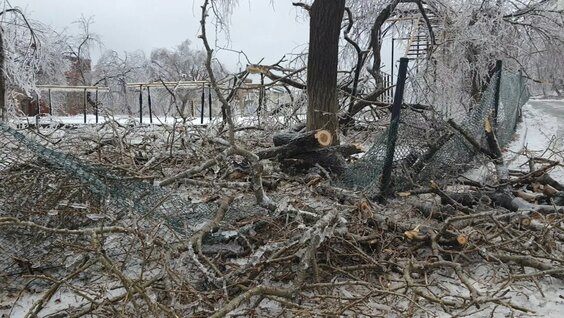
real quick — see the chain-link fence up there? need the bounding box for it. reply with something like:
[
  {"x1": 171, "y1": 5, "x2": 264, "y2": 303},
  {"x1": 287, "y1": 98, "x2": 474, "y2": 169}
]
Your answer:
[
  {"x1": 337, "y1": 65, "x2": 530, "y2": 194},
  {"x1": 0, "y1": 122, "x2": 215, "y2": 231},
  {"x1": 0, "y1": 122, "x2": 222, "y2": 281}
]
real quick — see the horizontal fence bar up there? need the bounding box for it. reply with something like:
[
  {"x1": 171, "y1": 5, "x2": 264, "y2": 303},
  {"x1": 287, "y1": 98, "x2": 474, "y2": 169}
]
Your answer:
[{"x1": 36, "y1": 85, "x2": 110, "y2": 91}]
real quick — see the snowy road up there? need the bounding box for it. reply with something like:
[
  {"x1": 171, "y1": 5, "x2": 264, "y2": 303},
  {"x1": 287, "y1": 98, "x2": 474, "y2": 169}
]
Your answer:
[
  {"x1": 508, "y1": 98, "x2": 564, "y2": 183},
  {"x1": 527, "y1": 99, "x2": 564, "y2": 151}
]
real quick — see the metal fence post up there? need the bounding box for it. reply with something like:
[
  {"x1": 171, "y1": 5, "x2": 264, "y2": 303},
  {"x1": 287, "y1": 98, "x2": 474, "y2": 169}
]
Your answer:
[
  {"x1": 493, "y1": 60, "x2": 502, "y2": 128},
  {"x1": 201, "y1": 83, "x2": 205, "y2": 124},
  {"x1": 517, "y1": 69, "x2": 524, "y2": 121},
  {"x1": 147, "y1": 86, "x2": 153, "y2": 124},
  {"x1": 95, "y1": 89, "x2": 99, "y2": 124},
  {"x1": 138, "y1": 85, "x2": 143, "y2": 124},
  {"x1": 48, "y1": 89, "x2": 52, "y2": 116},
  {"x1": 380, "y1": 57, "x2": 409, "y2": 196},
  {"x1": 391, "y1": 38, "x2": 395, "y2": 99},
  {"x1": 83, "y1": 88, "x2": 87, "y2": 124},
  {"x1": 208, "y1": 85, "x2": 212, "y2": 121}
]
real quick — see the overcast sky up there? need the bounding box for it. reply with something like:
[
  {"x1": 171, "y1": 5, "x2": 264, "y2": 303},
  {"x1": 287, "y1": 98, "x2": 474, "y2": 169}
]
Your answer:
[{"x1": 9, "y1": 0, "x2": 310, "y2": 71}]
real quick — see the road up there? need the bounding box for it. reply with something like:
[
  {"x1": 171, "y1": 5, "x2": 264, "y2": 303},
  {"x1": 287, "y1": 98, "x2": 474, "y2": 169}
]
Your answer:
[{"x1": 511, "y1": 98, "x2": 564, "y2": 182}]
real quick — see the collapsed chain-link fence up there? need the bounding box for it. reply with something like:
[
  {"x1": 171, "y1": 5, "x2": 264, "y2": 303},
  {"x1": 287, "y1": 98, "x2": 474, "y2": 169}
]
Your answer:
[
  {"x1": 0, "y1": 122, "x2": 217, "y2": 279},
  {"x1": 337, "y1": 68, "x2": 530, "y2": 193},
  {"x1": 0, "y1": 123, "x2": 215, "y2": 231}
]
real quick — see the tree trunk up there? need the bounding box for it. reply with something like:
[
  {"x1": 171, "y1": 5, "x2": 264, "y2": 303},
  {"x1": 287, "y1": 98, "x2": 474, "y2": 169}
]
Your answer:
[
  {"x1": 0, "y1": 29, "x2": 6, "y2": 121},
  {"x1": 306, "y1": 0, "x2": 345, "y2": 145}
]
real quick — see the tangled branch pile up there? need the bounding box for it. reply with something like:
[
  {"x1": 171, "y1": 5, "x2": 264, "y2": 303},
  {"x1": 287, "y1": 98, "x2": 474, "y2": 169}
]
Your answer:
[{"x1": 1, "y1": 119, "x2": 563, "y2": 317}]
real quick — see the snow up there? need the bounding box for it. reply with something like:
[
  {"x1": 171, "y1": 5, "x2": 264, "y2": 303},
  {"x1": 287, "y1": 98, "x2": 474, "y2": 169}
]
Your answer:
[
  {"x1": 464, "y1": 99, "x2": 564, "y2": 184},
  {"x1": 507, "y1": 99, "x2": 564, "y2": 183},
  {"x1": 1, "y1": 99, "x2": 563, "y2": 317}
]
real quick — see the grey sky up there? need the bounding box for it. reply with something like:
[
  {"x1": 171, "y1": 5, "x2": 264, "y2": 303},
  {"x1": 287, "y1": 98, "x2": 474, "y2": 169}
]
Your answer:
[{"x1": 9, "y1": 0, "x2": 310, "y2": 71}]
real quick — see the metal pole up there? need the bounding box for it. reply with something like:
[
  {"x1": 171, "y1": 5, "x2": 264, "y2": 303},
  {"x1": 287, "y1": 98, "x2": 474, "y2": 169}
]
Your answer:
[
  {"x1": 83, "y1": 88, "x2": 87, "y2": 124},
  {"x1": 147, "y1": 86, "x2": 153, "y2": 124},
  {"x1": 36, "y1": 92, "x2": 40, "y2": 116},
  {"x1": 95, "y1": 89, "x2": 99, "y2": 124},
  {"x1": 517, "y1": 69, "x2": 524, "y2": 121},
  {"x1": 48, "y1": 89, "x2": 52, "y2": 116},
  {"x1": 380, "y1": 57, "x2": 409, "y2": 196},
  {"x1": 416, "y1": 33, "x2": 420, "y2": 74},
  {"x1": 139, "y1": 85, "x2": 143, "y2": 124},
  {"x1": 200, "y1": 83, "x2": 205, "y2": 124},
  {"x1": 258, "y1": 74, "x2": 265, "y2": 127},
  {"x1": 208, "y1": 85, "x2": 212, "y2": 121},
  {"x1": 391, "y1": 38, "x2": 395, "y2": 98},
  {"x1": 493, "y1": 60, "x2": 502, "y2": 128}
]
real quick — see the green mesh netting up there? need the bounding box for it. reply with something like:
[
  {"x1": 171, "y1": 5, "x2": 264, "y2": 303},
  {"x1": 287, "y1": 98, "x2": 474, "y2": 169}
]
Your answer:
[{"x1": 336, "y1": 69, "x2": 530, "y2": 194}]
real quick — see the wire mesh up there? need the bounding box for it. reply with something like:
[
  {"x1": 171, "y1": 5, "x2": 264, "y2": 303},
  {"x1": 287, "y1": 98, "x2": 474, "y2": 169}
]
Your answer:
[
  {"x1": 0, "y1": 122, "x2": 215, "y2": 234},
  {"x1": 336, "y1": 69, "x2": 529, "y2": 193}
]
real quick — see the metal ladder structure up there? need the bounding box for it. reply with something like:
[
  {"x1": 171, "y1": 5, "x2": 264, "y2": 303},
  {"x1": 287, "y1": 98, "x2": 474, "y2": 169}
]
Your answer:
[{"x1": 404, "y1": 9, "x2": 440, "y2": 68}]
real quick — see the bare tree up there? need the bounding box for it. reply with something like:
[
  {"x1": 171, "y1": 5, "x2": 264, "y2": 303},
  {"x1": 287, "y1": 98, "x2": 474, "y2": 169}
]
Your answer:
[
  {"x1": 93, "y1": 50, "x2": 149, "y2": 115},
  {"x1": 149, "y1": 39, "x2": 221, "y2": 120}
]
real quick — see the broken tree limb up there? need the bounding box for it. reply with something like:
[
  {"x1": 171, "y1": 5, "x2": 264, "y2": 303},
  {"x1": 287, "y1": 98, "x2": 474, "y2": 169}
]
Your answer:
[
  {"x1": 279, "y1": 144, "x2": 363, "y2": 174},
  {"x1": 272, "y1": 129, "x2": 332, "y2": 147},
  {"x1": 314, "y1": 183, "x2": 361, "y2": 205},
  {"x1": 507, "y1": 161, "x2": 559, "y2": 186},
  {"x1": 281, "y1": 151, "x2": 348, "y2": 175},
  {"x1": 535, "y1": 172, "x2": 564, "y2": 191},
  {"x1": 159, "y1": 147, "x2": 236, "y2": 187},
  {"x1": 295, "y1": 143, "x2": 363, "y2": 158},
  {"x1": 189, "y1": 196, "x2": 234, "y2": 248},
  {"x1": 411, "y1": 132, "x2": 454, "y2": 173},
  {"x1": 447, "y1": 119, "x2": 496, "y2": 159},
  {"x1": 484, "y1": 116, "x2": 509, "y2": 184},
  {"x1": 489, "y1": 253, "x2": 564, "y2": 280},
  {"x1": 246, "y1": 64, "x2": 306, "y2": 90},
  {"x1": 199, "y1": 0, "x2": 273, "y2": 210},
  {"x1": 257, "y1": 129, "x2": 332, "y2": 160}
]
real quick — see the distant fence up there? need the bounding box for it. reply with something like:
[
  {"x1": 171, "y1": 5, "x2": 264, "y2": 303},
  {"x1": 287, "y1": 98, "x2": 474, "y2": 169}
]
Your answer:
[
  {"x1": 14, "y1": 81, "x2": 295, "y2": 126},
  {"x1": 336, "y1": 60, "x2": 530, "y2": 195},
  {"x1": 376, "y1": 71, "x2": 394, "y2": 103}
]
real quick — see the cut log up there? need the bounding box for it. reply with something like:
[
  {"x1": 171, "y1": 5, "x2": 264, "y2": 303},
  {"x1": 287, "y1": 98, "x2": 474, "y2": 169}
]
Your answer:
[
  {"x1": 279, "y1": 144, "x2": 363, "y2": 175},
  {"x1": 515, "y1": 190, "x2": 544, "y2": 203},
  {"x1": 290, "y1": 122, "x2": 306, "y2": 133},
  {"x1": 281, "y1": 151, "x2": 347, "y2": 175},
  {"x1": 535, "y1": 173, "x2": 564, "y2": 191},
  {"x1": 257, "y1": 129, "x2": 333, "y2": 160},
  {"x1": 272, "y1": 129, "x2": 332, "y2": 147}
]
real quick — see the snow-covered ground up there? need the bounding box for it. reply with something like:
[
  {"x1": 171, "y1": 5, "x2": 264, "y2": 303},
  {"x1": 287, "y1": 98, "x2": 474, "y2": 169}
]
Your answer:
[
  {"x1": 507, "y1": 98, "x2": 564, "y2": 183},
  {"x1": 1, "y1": 99, "x2": 562, "y2": 317},
  {"x1": 465, "y1": 98, "x2": 564, "y2": 184}
]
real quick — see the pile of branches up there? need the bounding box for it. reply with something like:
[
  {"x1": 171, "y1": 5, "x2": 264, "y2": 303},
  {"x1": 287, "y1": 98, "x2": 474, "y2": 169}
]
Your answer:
[{"x1": 1, "y1": 122, "x2": 563, "y2": 317}]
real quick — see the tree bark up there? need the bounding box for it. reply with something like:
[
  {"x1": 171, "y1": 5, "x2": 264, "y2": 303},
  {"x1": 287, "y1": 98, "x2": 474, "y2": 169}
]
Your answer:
[{"x1": 306, "y1": 0, "x2": 345, "y2": 145}]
